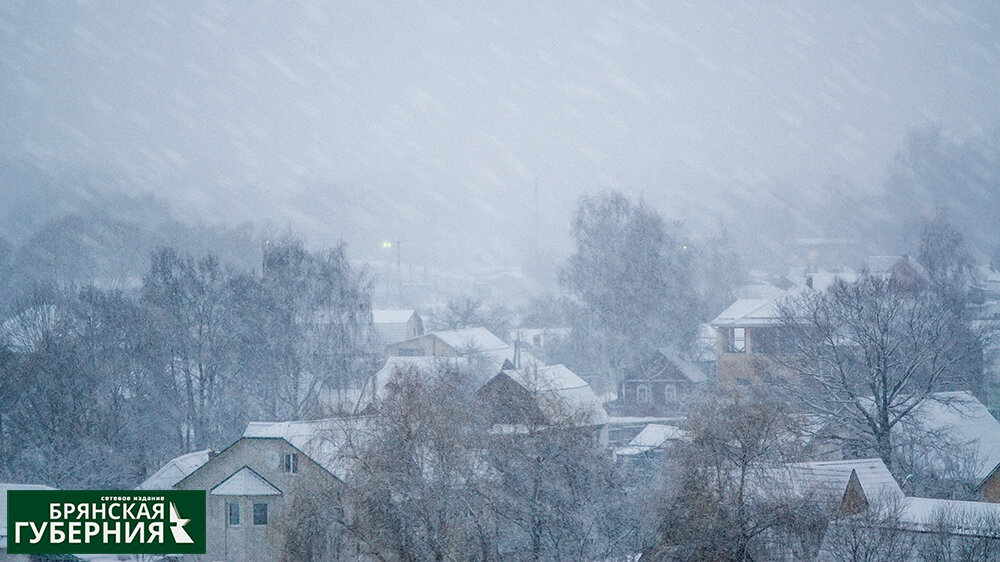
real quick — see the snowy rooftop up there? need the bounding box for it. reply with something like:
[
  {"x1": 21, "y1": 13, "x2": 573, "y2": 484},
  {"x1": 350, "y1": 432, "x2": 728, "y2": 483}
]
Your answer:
[
  {"x1": 500, "y1": 364, "x2": 610, "y2": 426},
  {"x1": 243, "y1": 417, "x2": 372, "y2": 481},
  {"x1": 779, "y1": 458, "x2": 903, "y2": 504},
  {"x1": 369, "y1": 355, "x2": 465, "y2": 401},
  {"x1": 136, "y1": 449, "x2": 212, "y2": 490},
  {"x1": 614, "y1": 424, "x2": 688, "y2": 457},
  {"x1": 897, "y1": 496, "x2": 1000, "y2": 535},
  {"x1": 373, "y1": 309, "x2": 417, "y2": 324},
  {"x1": 654, "y1": 349, "x2": 708, "y2": 383},
  {"x1": 910, "y1": 392, "x2": 1000, "y2": 480},
  {"x1": 867, "y1": 255, "x2": 928, "y2": 278},
  {"x1": 859, "y1": 391, "x2": 1000, "y2": 480},
  {"x1": 431, "y1": 327, "x2": 509, "y2": 353},
  {"x1": 373, "y1": 309, "x2": 419, "y2": 345},
  {"x1": 710, "y1": 297, "x2": 782, "y2": 328}
]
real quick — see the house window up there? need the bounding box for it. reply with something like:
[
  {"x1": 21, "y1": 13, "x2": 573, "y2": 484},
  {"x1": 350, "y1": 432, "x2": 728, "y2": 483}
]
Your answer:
[
  {"x1": 227, "y1": 502, "x2": 240, "y2": 526},
  {"x1": 636, "y1": 384, "x2": 651, "y2": 404},
  {"x1": 283, "y1": 453, "x2": 298, "y2": 473},
  {"x1": 727, "y1": 328, "x2": 746, "y2": 353},
  {"x1": 664, "y1": 383, "x2": 677, "y2": 402},
  {"x1": 253, "y1": 503, "x2": 268, "y2": 526}
]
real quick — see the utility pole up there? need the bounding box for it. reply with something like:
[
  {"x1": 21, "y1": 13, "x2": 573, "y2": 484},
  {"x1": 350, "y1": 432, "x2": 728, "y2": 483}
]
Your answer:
[{"x1": 396, "y1": 238, "x2": 402, "y2": 307}]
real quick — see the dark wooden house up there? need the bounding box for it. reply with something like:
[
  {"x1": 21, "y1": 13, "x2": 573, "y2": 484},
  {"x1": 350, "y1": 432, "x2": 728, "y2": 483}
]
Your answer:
[{"x1": 611, "y1": 350, "x2": 707, "y2": 417}]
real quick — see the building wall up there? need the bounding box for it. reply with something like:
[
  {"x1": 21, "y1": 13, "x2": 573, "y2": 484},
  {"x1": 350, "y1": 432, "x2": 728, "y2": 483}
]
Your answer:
[
  {"x1": 406, "y1": 314, "x2": 424, "y2": 339},
  {"x1": 617, "y1": 379, "x2": 692, "y2": 417},
  {"x1": 175, "y1": 438, "x2": 342, "y2": 562},
  {"x1": 715, "y1": 327, "x2": 793, "y2": 387},
  {"x1": 980, "y1": 472, "x2": 1000, "y2": 503}
]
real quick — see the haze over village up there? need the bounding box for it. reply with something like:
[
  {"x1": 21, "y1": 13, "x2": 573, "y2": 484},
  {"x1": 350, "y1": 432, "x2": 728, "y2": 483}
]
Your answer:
[{"x1": 6, "y1": 2, "x2": 1000, "y2": 561}]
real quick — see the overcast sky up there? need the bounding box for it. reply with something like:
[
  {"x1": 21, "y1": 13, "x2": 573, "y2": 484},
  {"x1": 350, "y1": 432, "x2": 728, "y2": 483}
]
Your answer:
[{"x1": 3, "y1": 1, "x2": 1000, "y2": 265}]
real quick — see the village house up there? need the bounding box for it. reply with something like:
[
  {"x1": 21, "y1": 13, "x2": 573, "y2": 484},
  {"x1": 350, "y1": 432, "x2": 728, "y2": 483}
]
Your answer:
[
  {"x1": 477, "y1": 363, "x2": 610, "y2": 447},
  {"x1": 710, "y1": 271, "x2": 857, "y2": 387},
  {"x1": 818, "y1": 494, "x2": 1000, "y2": 560},
  {"x1": 710, "y1": 294, "x2": 790, "y2": 387},
  {"x1": 171, "y1": 418, "x2": 365, "y2": 561},
  {"x1": 610, "y1": 349, "x2": 708, "y2": 417},
  {"x1": 867, "y1": 254, "x2": 930, "y2": 289},
  {"x1": 809, "y1": 391, "x2": 1000, "y2": 498},
  {"x1": 386, "y1": 327, "x2": 512, "y2": 360},
  {"x1": 358, "y1": 355, "x2": 494, "y2": 410},
  {"x1": 371, "y1": 309, "x2": 423, "y2": 346}
]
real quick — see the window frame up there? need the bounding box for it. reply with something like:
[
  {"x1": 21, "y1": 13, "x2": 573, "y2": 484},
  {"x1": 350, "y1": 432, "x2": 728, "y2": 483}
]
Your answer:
[
  {"x1": 227, "y1": 502, "x2": 240, "y2": 526},
  {"x1": 636, "y1": 383, "x2": 651, "y2": 404},
  {"x1": 253, "y1": 502, "x2": 268, "y2": 526},
  {"x1": 283, "y1": 452, "x2": 298, "y2": 474},
  {"x1": 664, "y1": 383, "x2": 677, "y2": 402}
]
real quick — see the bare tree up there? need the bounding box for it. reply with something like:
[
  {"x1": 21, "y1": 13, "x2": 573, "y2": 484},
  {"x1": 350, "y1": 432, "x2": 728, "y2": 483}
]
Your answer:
[
  {"x1": 774, "y1": 275, "x2": 986, "y2": 473},
  {"x1": 818, "y1": 496, "x2": 917, "y2": 562},
  {"x1": 645, "y1": 393, "x2": 818, "y2": 561}
]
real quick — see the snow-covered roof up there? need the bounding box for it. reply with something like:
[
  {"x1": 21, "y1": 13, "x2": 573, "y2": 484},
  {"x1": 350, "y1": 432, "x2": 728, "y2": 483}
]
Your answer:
[
  {"x1": 631, "y1": 424, "x2": 688, "y2": 448},
  {"x1": 906, "y1": 392, "x2": 1000, "y2": 480},
  {"x1": 368, "y1": 356, "x2": 465, "y2": 402},
  {"x1": 897, "y1": 496, "x2": 1000, "y2": 535},
  {"x1": 373, "y1": 309, "x2": 417, "y2": 324},
  {"x1": 857, "y1": 391, "x2": 1000, "y2": 481},
  {"x1": 654, "y1": 349, "x2": 708, "y2": 383},
  {"x1": 499, "y1": 364, "x2": 610, "y2": 426},
  {"x1": 710, "y1": 298, "x2": 782, "y2": 328},
  {"x1": 779, "y1": 458, "x2": 904, "y2": 504},
  {"x1": 1, "y1": 483, "x2": 56, "y2": 548},
  {"x1": 136, "y1": 449, "x2": 212, "y2": 490},
  {"x1": 210, "y1": 467, "x2": 282, "y2": 496},
  {"x1": 373, "y1": 309, "x2": 418, "y2": 345},
  {"x1": 614, "y1": 424, "x2": 688, "y2": 457},
  {"x1": 242, "y1": 417, "x2": 371, "y2": 481},
  {"x1": 432, "y1": 327, "x2": 509, "y2": 353}
]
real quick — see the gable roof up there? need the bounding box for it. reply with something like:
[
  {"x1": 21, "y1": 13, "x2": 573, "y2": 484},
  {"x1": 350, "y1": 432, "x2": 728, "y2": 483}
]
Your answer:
[
  {"x1": 431, "y1": 327, "x2": 509, "y2": 353},
  {"x1": 710, "y1": 298, "x2": 782, "y2": 328},
  {"x1": 373, "y1": 309, "x2": 419, "y2": 344},
  {"x1": 652, "y1": 349, "x2": 708, "y2": 383},
  {"x1": 210, "y1": 466, "x2": 282, "y2": 496},
  {"x1": 614, "y1": 424, "x2": 688, "y2": 457},
  {"x1": 373, "y1": 309, "x2": 417, "y2": 324},
  {"x1": 368, "y1": 356, "x2": 464, "y2": 402},
  {"x1": 242, "y1": 417, "x2": 372, "y2": 481},
  {"x1": 498, "y1": 364, "x2": 610, "y2": 426},
  {"x1": 137, "y1": 449, "x2": 212, "y2": 490},
  {"x1": 861, "y1": 391, "x2": 1000, "y2": 480},
  {"x1": 779, "y1": 458, "x2": 904, "y2": 505}
]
